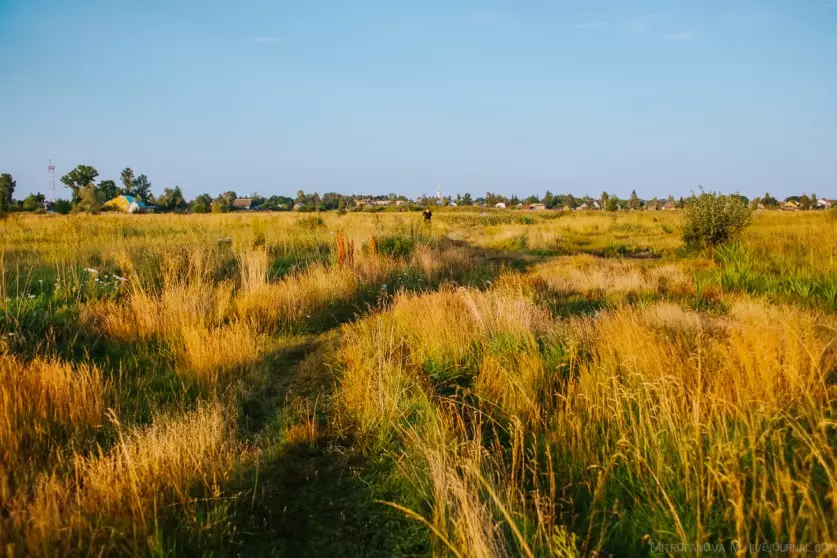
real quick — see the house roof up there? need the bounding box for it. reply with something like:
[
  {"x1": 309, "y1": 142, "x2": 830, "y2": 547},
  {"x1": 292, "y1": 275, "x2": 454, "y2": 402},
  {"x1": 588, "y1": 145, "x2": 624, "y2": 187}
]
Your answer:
[{"x1": 232, "y1": 198, "x2": 253, "y2": 209}]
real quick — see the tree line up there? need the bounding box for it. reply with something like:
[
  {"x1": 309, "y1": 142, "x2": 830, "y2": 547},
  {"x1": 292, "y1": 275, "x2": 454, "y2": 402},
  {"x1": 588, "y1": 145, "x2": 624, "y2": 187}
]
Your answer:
[{"x1": 0, "y1": 166, "x2": 829, "y2": 216}]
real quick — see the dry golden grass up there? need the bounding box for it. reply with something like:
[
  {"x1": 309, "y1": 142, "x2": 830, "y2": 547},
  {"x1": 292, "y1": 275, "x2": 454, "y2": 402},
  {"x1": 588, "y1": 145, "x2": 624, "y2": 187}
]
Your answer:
[
  {"x1": 0, "y1": 357, "x2": 108, "y2": 458},
  {"x1": 236, "y1": 262, "x2": 359, "y2": 331},
  {"x1": 528, "y1": 255, "x2": 694, "y2": 298},
  {"x1": 337, "y1": 285, "x2": 837, "y2": 555},
  {"x1": 237, "y1": 245, "x2": 269, "y2": 292},
  {"x1": 6, "y1": 401, "x2": 244, "y2": 555},
  {"x1": 179, "y1": 321, "x2": 266, "y2": 386},
  {"x1": 86, "y1": 248, "x2": 234, "y2": 343}
]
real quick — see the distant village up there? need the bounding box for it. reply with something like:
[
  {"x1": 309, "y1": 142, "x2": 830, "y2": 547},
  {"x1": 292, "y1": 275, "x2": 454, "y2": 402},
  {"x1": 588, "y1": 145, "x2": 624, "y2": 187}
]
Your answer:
[{"x1": 0, "y1": 165, "x2": 833, "y2": 215}]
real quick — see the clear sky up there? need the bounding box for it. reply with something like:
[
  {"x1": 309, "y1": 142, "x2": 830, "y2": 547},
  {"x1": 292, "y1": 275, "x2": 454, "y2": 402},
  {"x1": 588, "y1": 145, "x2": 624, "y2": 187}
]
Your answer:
[{"x1": 1, "y1": 0, "x2": 835, "y2": 201}]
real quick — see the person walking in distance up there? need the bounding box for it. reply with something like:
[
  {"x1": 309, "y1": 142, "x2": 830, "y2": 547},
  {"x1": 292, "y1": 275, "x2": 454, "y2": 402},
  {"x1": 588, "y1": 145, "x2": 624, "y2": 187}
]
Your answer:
[{"x1": 423, "y1": 206, "x2": 432, "y2": 224}]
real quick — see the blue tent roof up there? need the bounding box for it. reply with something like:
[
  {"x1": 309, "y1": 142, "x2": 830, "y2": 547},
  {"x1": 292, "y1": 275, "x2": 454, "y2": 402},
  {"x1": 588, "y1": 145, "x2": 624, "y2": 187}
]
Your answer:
[{"x1": 121, "y1": 195, "x2": 147, "y2": 208}]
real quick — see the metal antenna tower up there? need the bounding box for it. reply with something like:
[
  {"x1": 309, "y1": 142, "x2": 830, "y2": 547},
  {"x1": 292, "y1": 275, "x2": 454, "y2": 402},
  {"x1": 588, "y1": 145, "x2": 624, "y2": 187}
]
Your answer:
[{"x1": 47, "y1": 160, "x2": 56, "y2": 202}]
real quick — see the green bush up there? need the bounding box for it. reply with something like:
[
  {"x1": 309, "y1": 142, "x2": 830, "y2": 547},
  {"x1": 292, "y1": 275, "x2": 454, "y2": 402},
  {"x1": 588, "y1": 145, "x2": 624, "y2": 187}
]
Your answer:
[
  {"x1": 52, "y1": 199, "x2": 73, "y2": 214},
  {"x1": 374, "y1": 234, "x2": 416, "y2": 258},
  {"x1": 682, "y1": 192, "x2": 751, "y2": 249}
]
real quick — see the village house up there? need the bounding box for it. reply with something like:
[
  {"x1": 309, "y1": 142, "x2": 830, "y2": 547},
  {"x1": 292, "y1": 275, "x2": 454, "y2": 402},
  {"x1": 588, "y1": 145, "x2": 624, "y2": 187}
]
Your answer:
[
  {"x1": 232, "y1": 198, "x2": 254, "y2": 210},
  {"x1": 576, "y1": 200, "x2": 601, "y2": 211},
  {"x1": 495, "y1": 202, "x2": 507, "y2": 209},
  {"x1": 781, "y1": 200, "x2": 799, "y2": 211},
  {"x1": 528, "y1": 203, "x2": 547, "y2": 211},
  {"x1": 817, "y1": 198, "x2": 835, "y2": 209}
]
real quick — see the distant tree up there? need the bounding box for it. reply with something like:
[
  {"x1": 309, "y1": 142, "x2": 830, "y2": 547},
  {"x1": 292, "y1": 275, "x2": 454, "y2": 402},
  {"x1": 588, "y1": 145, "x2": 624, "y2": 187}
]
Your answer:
[
  {"x1": 219, "y1": 191, "x2": 237, "y2": 206},
  {"x1": 0, "y1": 173, "x2": 15, "y2": 215},
  {"x1": 542, "y1": 191, "x2": 555, "y2": 208},
  {"x1": 319, "y1": 192, "x2": 343, "y2": 211},
  {"x1": 294, "y1": 190, "x2": 321, "y2": 210},
  {"x1": 120, "y1": 168, "x2": 135, "y2": 195},
  {"x1": 563, "y1": 194, "x2": 576, "y2": 210},
  {"x1": 509, "y1": 195, "x2": 520, "y2": 206},
  {"x1": 250, "y1": 193, "x2": 266, "y2": 208},
  {"x1": 749, "y1": 197, "x2": 762, "y2": 210},
  {"x1": 60, "y1": 165, "x2": 98, "y2": 202},
  {"x1": 666, "y1": 195, "x2": 675, "y2": 206},
  {"x1": 74, "y1": 184, "x2": 103, "y2": 214},
  {"x1": 809, "y1": 193, "x2": 820, "y2": 209},
  {"x1": 158, "y1": 186, "x2": 187, "y2": 212},
  {"x1": 600, "y1": 192, "x2": 610, "y2": 208},
  {"x1": 677, "y1": 197, "x2": 686, "y2": 209},
  {"x1": 762, "y1": 193, "x2": 779, "y2": 209},
  {"x1": 131, "y1": 174, "x2": 152, "y2": 202},
  {"x1": 98, "y1": 180, "x2": 120, "y2": 201},
  {"x1": 605, "y1": 196, "x2": 620, "y2": 212},
  {"x1": 261, "y1": 195, "x2": 294, "y2": 211},
  {"x1": 22, "y1": 192, "x2": 46, "y2": 211},
  {"x1": 461, "y1": 192, "x2": 473, "y2": 206},
  {"x1": 485, "y1": 193, "x2": 508, "y2": 206},
  {"x1": 628, "y1": 190, "x2": 641, "y2": 210},
  {"x1": 211, "y1": 197, "x2": 230, "y2": 213},
  {"x1": 52, "y1": 199, "x2": 72, "y2": 215},
  {"x1": 191, "y1": 193, "x2": 212, "y2": 213}
]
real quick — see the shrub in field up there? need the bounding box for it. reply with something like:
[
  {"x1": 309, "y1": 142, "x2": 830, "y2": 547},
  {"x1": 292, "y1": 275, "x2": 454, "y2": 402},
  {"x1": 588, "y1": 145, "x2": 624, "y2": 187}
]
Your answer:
[
  {"x1": 682, "y1": 192, "x2": 751, "y2": 248},
  {"x1": 375, "y1": 233, "x2": 415, "y2": 258}
]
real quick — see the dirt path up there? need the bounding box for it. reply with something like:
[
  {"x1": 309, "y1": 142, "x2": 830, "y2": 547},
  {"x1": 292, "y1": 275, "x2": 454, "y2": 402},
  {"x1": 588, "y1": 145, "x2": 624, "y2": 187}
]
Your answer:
[{"x1": 233, "y1": 334, "x2": 428, "y2": 557}]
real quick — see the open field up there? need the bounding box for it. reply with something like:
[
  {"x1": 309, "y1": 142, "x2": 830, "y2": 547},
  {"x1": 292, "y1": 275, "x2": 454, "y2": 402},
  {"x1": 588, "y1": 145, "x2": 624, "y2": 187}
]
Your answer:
[{"x1": 1, "y1": 209, "x2": 836, "y2": 556}]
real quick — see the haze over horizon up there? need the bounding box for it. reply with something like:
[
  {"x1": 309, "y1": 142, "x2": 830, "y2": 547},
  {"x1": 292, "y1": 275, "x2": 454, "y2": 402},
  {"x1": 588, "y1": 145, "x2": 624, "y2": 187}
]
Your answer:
[{"x1": 2, "y1": 0, "x2": 836, "y2": 201}]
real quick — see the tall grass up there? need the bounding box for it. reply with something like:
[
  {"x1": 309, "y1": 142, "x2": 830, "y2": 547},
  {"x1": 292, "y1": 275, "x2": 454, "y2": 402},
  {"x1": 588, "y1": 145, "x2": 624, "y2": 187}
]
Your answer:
[
  {"x1": 336, "y1": 287, "x2": 837, "y2": 555},
  {"x1": 1, "y1": 210, "x2": 835, "y2": 556}
]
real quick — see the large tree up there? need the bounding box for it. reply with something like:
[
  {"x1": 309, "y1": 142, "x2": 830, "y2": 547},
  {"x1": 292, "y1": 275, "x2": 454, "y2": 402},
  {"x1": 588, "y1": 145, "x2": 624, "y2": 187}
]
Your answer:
[
  {"x1": 131, "y1": 174, "x2": 152, "y2": 201},
  {"x1": 762, "y1": 192, "x2": 779, "y2": 209},
  {"x1": 0, "y1": 173, "x2": 15, "y2": 214},
  {"x1": 158, "y1": 186, "x2": 187, "y2": 212},
  {"x1": 600, "y1": 192, "x2": 610, "y2": 208},
  {"x1": 98, "y1": 180, "x2": 120, "y2": 201},
  {"x1": 75, "y1": 185, "x2": 103, "y2": 214},
  {"x1": 60, "y1": 165, "x2": 98, "y2": 203},
  {"x1": 628, "y1": 190, "x2": 641, "y2": 210},
  {"x1": 120, "y1": 168, "x2": 135, "y2": 195},
  {"x1": 191, "y1": 193, "x2": 213, "y2": 213},
  {"x1": 22, "y1": 192, "x2": 46, "y2": 211}
]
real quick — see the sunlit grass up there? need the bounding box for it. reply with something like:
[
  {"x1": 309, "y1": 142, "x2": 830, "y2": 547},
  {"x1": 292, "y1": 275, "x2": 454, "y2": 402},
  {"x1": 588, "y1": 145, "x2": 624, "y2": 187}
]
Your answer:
[{"x1": 0, "y1": 209, "x2": 835, "y2": 556}]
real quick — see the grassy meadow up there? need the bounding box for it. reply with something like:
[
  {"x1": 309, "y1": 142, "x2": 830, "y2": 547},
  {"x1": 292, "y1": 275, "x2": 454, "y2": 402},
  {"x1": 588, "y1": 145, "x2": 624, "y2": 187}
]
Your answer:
[{"x1": 1, "y1": 209, "x2": 835, "y2": 556}]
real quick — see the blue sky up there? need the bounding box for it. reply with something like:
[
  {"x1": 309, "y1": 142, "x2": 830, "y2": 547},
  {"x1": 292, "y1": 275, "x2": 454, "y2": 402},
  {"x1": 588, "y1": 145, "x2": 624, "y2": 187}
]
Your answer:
[{"x1": 1, "y1": 0, "x2": 835, "y2": 201}]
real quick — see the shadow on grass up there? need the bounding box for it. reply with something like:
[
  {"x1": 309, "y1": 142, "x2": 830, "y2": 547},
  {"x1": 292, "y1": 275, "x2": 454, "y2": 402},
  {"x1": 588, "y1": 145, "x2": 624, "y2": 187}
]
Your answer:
[{"x1": 232, "y1": 337, "x2": 428, "y2": 557}]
